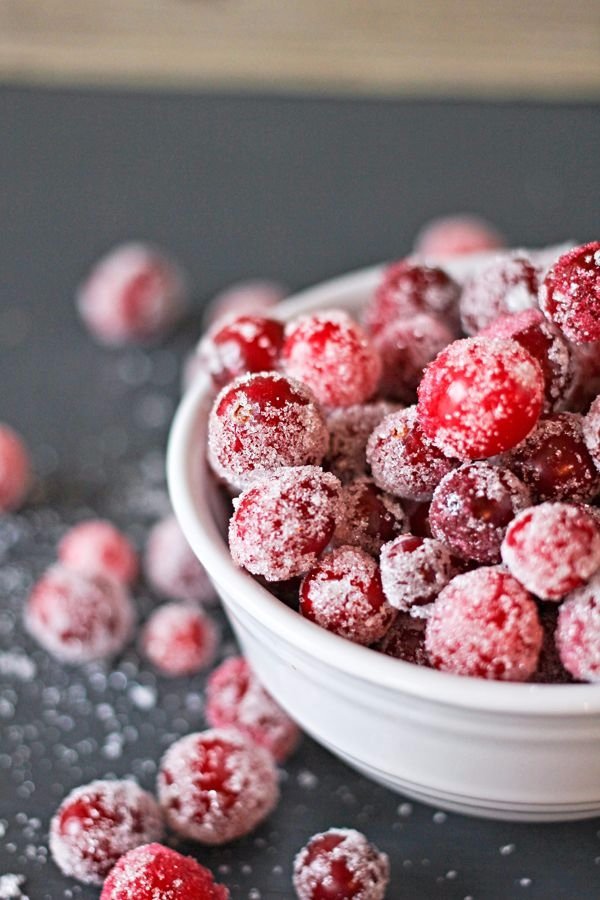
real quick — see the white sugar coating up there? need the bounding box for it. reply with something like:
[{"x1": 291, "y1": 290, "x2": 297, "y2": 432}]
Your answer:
[
  {"x1": 501, "y1": 503, "x2": 600, "y2": 600},
  {"x1": 141, "y1": 602, "x2": 219, "y2": 676},
  {"x1": 58, "y1": 519, "x2": 138, "y2": 585},
  {"x1": 49, "y1": 779, "x2": 164, "y2": 885},
  {"x1": 367, "y1": 406, "x2": 458, "y2": 501},
  {"x1": 380, "y1": 535, "x2": 454, "y2": 611},
  {"x1": 325, "y1": 401, "x2": 399, "y2": 483},
  {"x1": 24, "y1": 564, "x2": 135, "y2": 664},
  {"x1": 334, "y1": 477, "x2": 406, "y2": 556},
  {"x1": 208, "y1": 372, "x2": 329, "y2": 492},
  {"x1": 556, "y1": 572, "x2": 600, "y2": 681},
  {"x1": 144, "y1": 513, "x2": 215, "y2": 604},
  {"x1": 293, "y1": 827, "x2": 390, "y2": 900},
  {"x1": 459, "y1": 253, "x2": 540, "y2": 335},
  {"x1": 157, "y1": 728, "x2": 279, "y2": 844},
  {"x1": 197, "y1": 314, "x2": 280, "y2": 382},
  {"x1": 0, "y1": 875, "x2": 28, "y2": 900},
  {"x1": 229, "y1": 466, "x2": 341, "y2": 581},
  {"x1": 539, "y1": 242, "x2": 600, "y2": 344},
  {"x1": 583, "y1": 395, "x2": 600, "y2": 470}
]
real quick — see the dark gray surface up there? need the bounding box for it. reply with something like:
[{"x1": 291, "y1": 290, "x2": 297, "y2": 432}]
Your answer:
[{"x1": 0, "y1": 86, "x2": 599, "y2": 899}]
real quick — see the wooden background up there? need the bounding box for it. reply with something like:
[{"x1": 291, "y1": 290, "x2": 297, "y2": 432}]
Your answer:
[{"x1": 0, "y1": 0, "x2": 599, "y2": 98}]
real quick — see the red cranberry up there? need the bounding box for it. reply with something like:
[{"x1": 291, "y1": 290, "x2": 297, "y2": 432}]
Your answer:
[
  {"x1": 293, "y1": 828, "x2": 390, "y2": 900},
  {"x1": 49, "y1": 781, "x2": 163, "y2": 885},
  {"x1": 417, "y1": 337, "x2": 544, "y2": 460},
  {"x1": 144, "y1": 514, "x2": 215, "y2": 604},
  {"x1": 141, "y1": 603, "x2": 218, "y2": 676},
  {"x1": 0, "y1": 424, "x2": 31, "y2": 513},
  {"x1": 425, "y1": 567, "x2": 543, "y2": 681},
  {"x1": 374, "y1": 612, "x2": 430, "y2": 666},
  {"x1": 530, "y1": 604, "x2": 575, "y2": 684},
  {"x1": 325, "y1": 401, "x2": 398, "y2": 483},
  {"x1": 197, "y1": 314, "x2": 284, "y2": 389},
  {"x1": 157, "y1": 729, "x2": 279, "y2": 844},
  {"x1": 334, "y1": 478, "x2": 405, "y2": 556},
  {"x1": 364, "y1": 260, "x2": 460, "y2": 334},
  {"x1": 100, "y1": 843, "x2": 230, "y2": 900},
  {"x1": 583, "y1": 395, "x2": 600, "y2": 473},
  {"x1": 556, "y1": 573, "x2": 600, "y2": 682},
  {"x1": 414, "y1": 214, "x2": 505, "y2": 258},
  {"x1": 205, "y1": 279, "x2": 286, "y2": 326},
  {"x1": 380, "y1": 533, "x2": 455, "y2": 611},
  {"x1": 373, "y1": 313, "x2": 455, "y2": 403},
  {"x1": 459, "y1": 254, "x2": 540, "y2": 334},
  {"x1": 59, "y1": 519, "x2": 138, "y2": 585},
  {"x1": 539, "y1": 241, "x2": 600, "y2": 344}
]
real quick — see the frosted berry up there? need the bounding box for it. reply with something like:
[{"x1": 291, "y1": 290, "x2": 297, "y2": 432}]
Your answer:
[
  {"x1": 583, "y1": 395, "x2": 600, "y2": 472},
  {"x1": 77, "y1": 242, "x2": 187, "y2": 345},
  {"x1": 144, "y1": 514, "x2": 215, "y2": 604},
  {"x1": 49, "y1": 780, "x2": 163, "y2": 885},
  {"x1": 281, "y1": 310, "x2": 382, "y2": 408},
  {"x1": 0, "y1": 424, "x2": 31, "y2": 513},
  {"x1": 197, "y1": 314, "x2": 284, "y2": 389},
  {"x1": 100, "y1": 843, "x2": 229, "y2": 900},
  {"x1": 334, "y1": 478, "x2": 405, "y2": 556},
  {"x1": 539, "y1": 241, "x2": 600, "y2": 344},
  {"x1": 429, "y1": 463, "x2": 531, "y2": 564},
  {"x1": 206, "y1": 656, "x2": 300, "y2": 762},
  {"x1": 375, "y1": 612, "x2": 430, "y2": 666},
  {"x1": 459, "y1": 254, "x2": 540, "y2": 334},
  {"x1": 367, "y1": 406, "x2": 458, "y2": 501},
  {"x1": 417, "y1": 336, "x2": 544, "y2": 459},
  {"x1": 373, "y1": 313, "x2": 455, "y2": 403},
  {"x1": 568, "y1": 342, "x2": 600, "y2": 414},
  {"x1": 25, "y1": 565, "x2": 134, "y2": 664},
  {"x1": 365, "y1": 260, "x2": 460, "y2": 335},
  {"x1": 205, "y1": 278, "x2": 286, "y2": 326},
  {"x1": 208, "y1": 372, "x2": 328, "y2": 491},
  {"x1": 59, "y1": 519, "x2": 138, "y2": 585},
  {"x1": 530, "y1": 604, "x2": 575, "y2": 684},
  {"x1": 300, "y1": 546, "x2": 396, "y2": 645},
  {"x1": 293, "y1": 828, "x2": 390, "y2": 900},
  {"x1": 414, "y1": 214, "x2": 505, "y2": 258},
  {"x1": 324, "y1": 401, "x2": 398, "y2": 483},
  {"x1": 157, "y1": 729, "x2": 279, "y2": 844},
  {"x1": 229, "y1": 466, "x2": 340, "y2": 581},
  {"x1": 501, "y1": 503, "x2": 600, "y2": 600},
  {"x1": 141, "y1": 603, "x2": 218, "y2": 677},
  {"x1": 380, "y1": 534, "x2": 455, "y2": 612},
  {"x1": 556, "y1": 573, "x2": 600, "y2": 682},
  {"x1": 426, "y1": 567, "x2": 542, "y2": 681}
]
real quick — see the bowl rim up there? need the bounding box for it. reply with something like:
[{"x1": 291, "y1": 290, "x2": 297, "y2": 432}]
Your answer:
[{"x1": 168, "y1": 262, "x2": 600, "y2": 717}]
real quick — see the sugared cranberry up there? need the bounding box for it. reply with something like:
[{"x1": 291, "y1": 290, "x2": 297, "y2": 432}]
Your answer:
[
  {"x1": 144, "y1": 514, "x2": 215, "y2": 604},
  {"x1": 300, "y1": 546, "x2": 396, "y2": 645},
  {"x1": 0, "y1": 424, "x2": 31, "y2": 513},
  {"x1": 206, "y1": 656, "x2": 300, "y2": 762},
  {"x1": 568, "y1": 342, "x2": 600, "y2": 413},
  {"x1": 293, "y1": 828, "x2": 390, "y2": 900},
  {"x1": 481, "y1": 308, "x2": 575, "y2": 413},
  {"x1": 141, "y1": 603, "x2": 218, "y2": 677},
  {"x1": 196, "y1": 314, "x2": 285, "y2": 389},
  {"x1": 373, "y1": 313, "x2": 455, "y2": 403},
  {"x1": 49, "y1": 781, "x2": 163, "y2": 885},
  {"x1": 100, "y1": 843, "x2": 230, "y2": 900},
  {"x1": 281, "y1": 311, "x2": 382, "y2": 408},
  {"x1": 59, "y1": 520, "x2": 138, "y2": 585},
  {"x1": 374, "y1": 612, "x2": 430, "y2": 666},
  {"x1": 380, "y1": 533, "x2": 455, "y2": 611},
  {"x1": 459, "y1": 254, "x2": 540, "y2": 334},
  {"x1": 426, "y1": 567, "x2": 542, "y2": 681},
  {"x1": 417, "y1": 337, "x2": 544, "y2": 459},
  {"x1": 367, "y1": 406, "x2": 459, "y2": 501},
  {"x1": 157, "y1": 729, "x2": 279, "y2": 844},
  {"x1": 530, "y1": 604, "x2": 575, "y2": 684},
  {"x1": 504, "y1": 412, "x2": 600, "y2": 503},
  {"x1": 429, "y1": 463, "x2": 531, "y2": 564},
  {"x1": 208, "y1": 372, "x2": 328, "y2": 491},
  {"x1": 555, "y1": 573, "x2": 600, "y2": 682},
  {"x1": 414, "y1": 214, "x2": 505, "y2": 258},
  {"x1": 229, "y1": 467, "x2": 340, "y2": 581},
  {"x1": 325, "y1": 401, "x2": 398, "y2": 483},
  {"x1": 205, "y1": 279, "x2": 286, "y2": 326},
  {"x1": 539, "y1": 241, "x2": 600, "y2": 344},
  {"x1": 77, "y1": 242, "x2": 187, "y2": 345},
  {"x1": 501, "y1": 503, "x2": 600, "y2": 600},
  {"x1": 583, "y1": 395, "x2": 600, "y2": 473},
  {"x1": 25, "y1": 565, "x2": 135, "y2": 663},
  {"x1": 334, "y1": 478, "x2": 405, "y2": 556},
  {"x1": 364, "y1": 260, "x2": 460, "y2": 334}
]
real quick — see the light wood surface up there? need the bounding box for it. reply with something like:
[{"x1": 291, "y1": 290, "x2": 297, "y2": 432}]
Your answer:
[{"x1": 0, "y1": 0, "x2": 598, "y2": 98}]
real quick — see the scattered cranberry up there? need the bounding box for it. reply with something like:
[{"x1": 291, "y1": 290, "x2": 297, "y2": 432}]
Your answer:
[
  {"x1": 49, "y1": 780, "x2": 163, "y2": 885},
  {"x1": 157, "y1": 729, "x2": 279, "y2": 844},
  {"x1": 206, "y1": 656, "x2": 300, "y2": 762},
  {"x1": 367, "y1": 406, "x2": 458, "y2": 501},
  {"x1": 325, "y1": 401, "x2": 398, "y2": 483},
  {"x1": 25, "y1": 565, "x2": 135, "y2": 663},
  {"x1": 334, "y1": 478, "x2": 405, "y2": 556},
  {"x1": 197, "y1": 314, "x2": 284, "y2": 389},
  {"x1": 555, "y1": 573, "x2": 600, "y2": 682},
  {"x1": 373, "y1": 313, "x2": 455, "y2": 403},
  {"x1": 144, "y1": 514, "x2": 215, "y2": 604},
  {"x1": 501, "y1": 503, "x2": 600, "y2": 599},
  {"x1": 281, "y1": 310, "x2": 382, "y2": 408},
  {"x1": 300, "y1": 546, "x2": 396, "y2": 645},
  {"x1": 375, "y1": 612, "x2": 430, "y2": 666},
  {"x1": 539, "y1": 241, "x2": 600, "y2": 344},
  {"x1": 208, "y1": 372, "x2": 328, "y2": 491},
  {"x1": 426, "y1": 567, "x2": 542, "y2": 681},
  {"x1": 459, "y1": 254, "x2": 540, "y2": 334},
  {"x1": 417, "y1": 336, "x2": 544, "y2": 460},
  {"x1": 77, "y1": 242, "x2": 187, "y2": 345},
  {"x1": 414, "y1": 214, "x2": 505, "y2": 258},
  {"x1": 583, "y1": 394, "x2": 600, "y2": 472},
  {"x1": 0, "y1": 424, "x2": 31, "y2": 513},
  {"x1": 205, "y1": 279, "x2": 286, "y2": 326},
  {"x1": 100, "y1": 842, "x2": 230, "y2": 900},
  {"x1": 141, "y1": 603, "x2": 218, "y2": 677},
  {"x1": 380, "y1": 533, "x2": 455, "y2": 612},
  {"x1": 58, "y1": 519, "x2": 138, "y2": 585},
  {"x1": 229, "y1": 466, "x2": 340, "y2": 581},
  {"x1": 429, "y1": 463, "x2": 531, "y2": 564},
  {"x1": 530, "y1": 604, "x2": 575, "y2": 684},
  {"x1": 364, "y1": 260, "x2": 460, "y2": 334},
  {"x1": 293, "y1": 828, "x2": 390, "y2": 900}
]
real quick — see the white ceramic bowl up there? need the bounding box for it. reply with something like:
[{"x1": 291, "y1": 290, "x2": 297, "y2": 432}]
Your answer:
[{"x1": 168, "y1": 262, "x2": 600, "y2": 823}]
